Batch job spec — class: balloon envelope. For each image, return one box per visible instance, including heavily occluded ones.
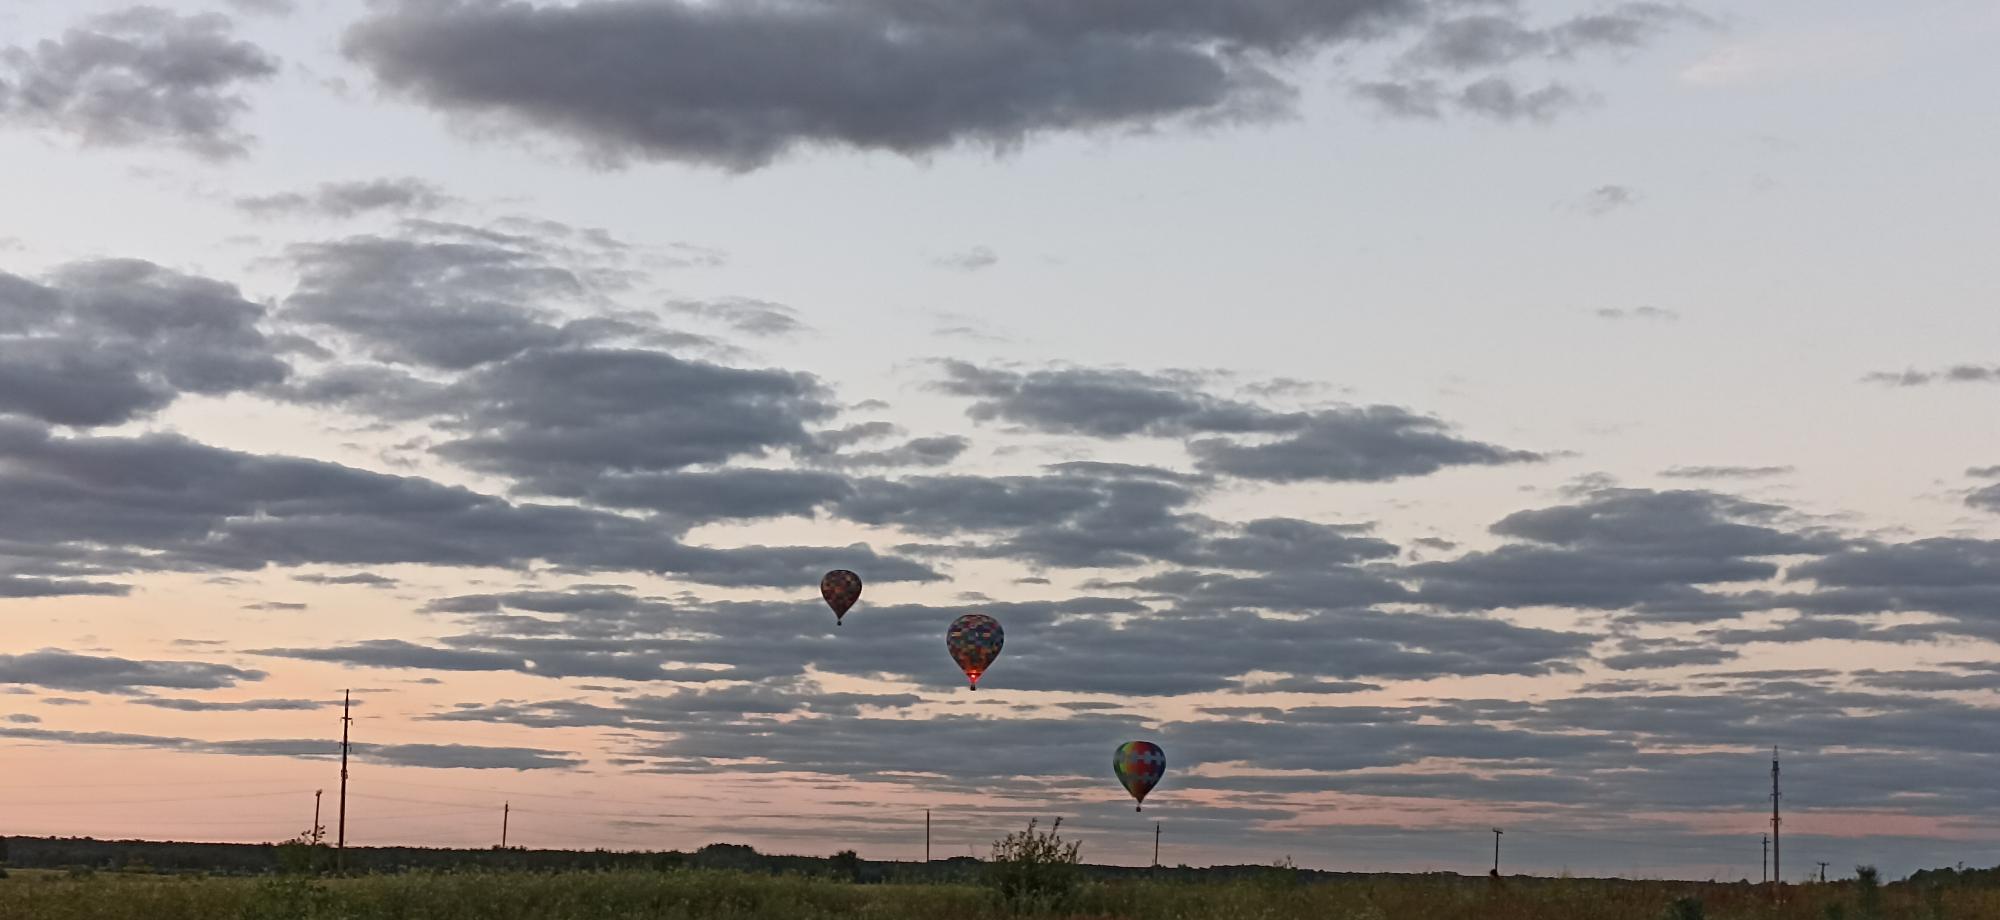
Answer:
[946,614,1003,688]
[1113,741,1166,811]
[820,570,862,625]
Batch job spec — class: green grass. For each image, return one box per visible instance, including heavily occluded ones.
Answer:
[0,868,1985,919]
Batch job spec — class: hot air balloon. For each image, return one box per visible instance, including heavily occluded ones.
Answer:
[1113,741,1165,812]
[945,614,1003,689]
[820,569,862,626]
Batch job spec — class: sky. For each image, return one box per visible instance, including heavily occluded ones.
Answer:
[1,0,1998,882]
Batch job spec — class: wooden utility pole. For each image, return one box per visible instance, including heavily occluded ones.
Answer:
[1761,834,1768,883]
[313,789,323,843]
[1152,823,1160,868]
[1491,828,1503,876]
[924,809,930,863]
[1817,862,1829,883]
[337,690,352,870]
[1770,747,1781,893]
[501,802,510,849]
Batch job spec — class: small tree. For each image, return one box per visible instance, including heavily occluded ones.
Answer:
[274,829,330,876]
[987,818,1082,914]
[829,849,862,882]
[1854,865,1882,920]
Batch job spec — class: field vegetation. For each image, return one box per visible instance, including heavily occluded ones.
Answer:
[3,866,1996,920]
[2,825,1995,919]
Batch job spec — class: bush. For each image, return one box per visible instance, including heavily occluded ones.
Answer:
[986,818,1082,914]
[830,849,861,883]
[1663,895,1705,920]
[1855,865,1882,920]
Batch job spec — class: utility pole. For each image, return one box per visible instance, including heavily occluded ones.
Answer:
[501,802,510,849]
[1761,834,1768,884]
[1153,823,1161,868]
[313,789,324,844]
[337,689,352,871]
[1817,862,1829,883]
[1491,828,1503,876]
[924,809,930,864]
[1770,747,1781,893]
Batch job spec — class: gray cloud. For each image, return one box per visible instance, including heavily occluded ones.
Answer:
[939,362,1538,483]
[1599,637,1739,671]
[236,178,456,218]
[0,649,264,694]
[1187,406,1542,482]
[1596,306,1680,321]
[1972,483,2000,514]
[816,436,972,471]
[0,419,937,590]
[1659,465,1793,480]
[837,463,1212,568]
[1862,365,2000,387]
[938,362,1291,438]
[1354,76,1587,122]
[132,697,340,711]
[225,0,296,16]
[934,246,999,271]
[663,298,805,337]
[340,0,1426,171]
[1408,488,1844,618]
[342,1,1699,170]
[1455,76,1585,121]
[0,725,578,769]
[0,7,278,158]
[278,230,637,370]
[1404,3,1705,71]
[292,571,399,588]
[0,259,289,427]
[430,347,837,485]
[1578,184,1639,215]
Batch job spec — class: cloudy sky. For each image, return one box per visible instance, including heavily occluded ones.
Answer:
[1,0,1997,881]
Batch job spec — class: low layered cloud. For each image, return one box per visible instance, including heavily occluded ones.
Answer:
[237,178,456,218]
[0,725,578,769]
[1408,488,1843,619]
[0,7,278,158]
[1862,364,2000,386]
[939,362,1540,483]
[341,0,1700,170]
[0,650,264,694]
[0,419,936,591]
[0,260,289,427]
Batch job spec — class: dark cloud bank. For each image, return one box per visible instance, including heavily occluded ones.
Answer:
[338,0,1704,170]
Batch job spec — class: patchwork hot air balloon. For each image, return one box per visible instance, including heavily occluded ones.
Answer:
[820,569,862,626]
[1113,741,1166,811]
[945,614,1003,689]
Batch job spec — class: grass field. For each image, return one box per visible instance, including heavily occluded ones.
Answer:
[0,868,1989,920]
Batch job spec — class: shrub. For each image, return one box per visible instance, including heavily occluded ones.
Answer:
[1663,895,1705,920]
[1855,865,1882,920]
[830,849,862,883]
[986,818,1082,914]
